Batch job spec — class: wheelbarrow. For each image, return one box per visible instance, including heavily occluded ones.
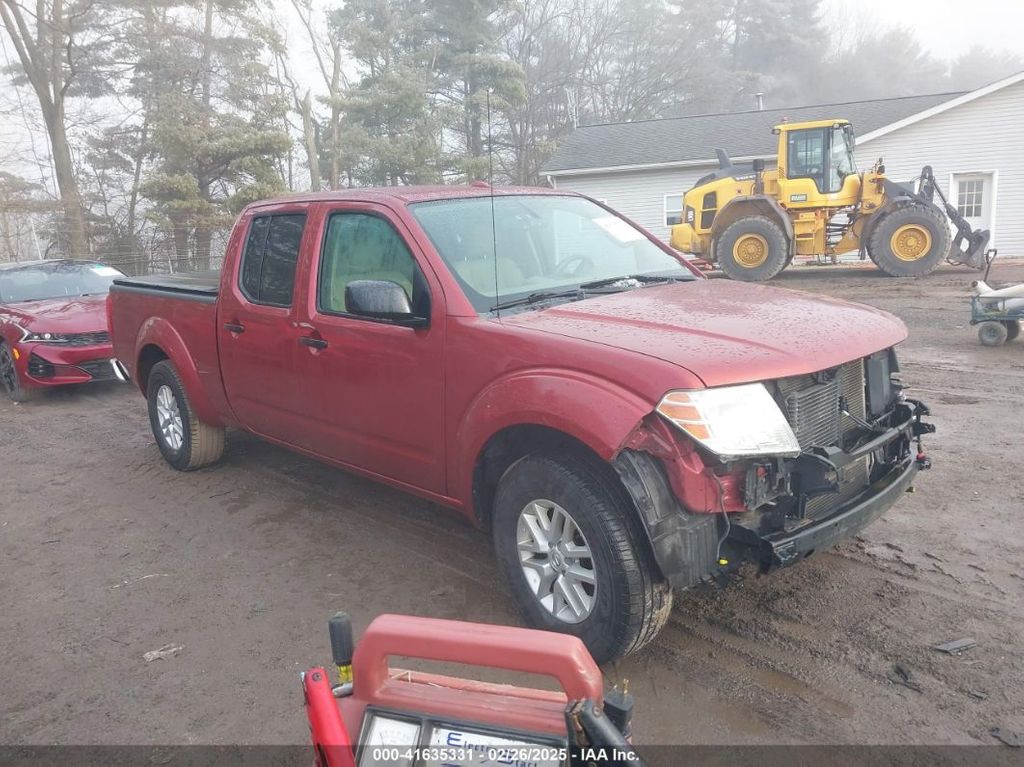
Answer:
[971,250,1024,346]
[302,612,644,767]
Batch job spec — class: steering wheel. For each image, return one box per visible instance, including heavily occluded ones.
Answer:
[553,254,594,279]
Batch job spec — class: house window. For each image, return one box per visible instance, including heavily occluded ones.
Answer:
[665,194,684,226]
[957,178,983,218]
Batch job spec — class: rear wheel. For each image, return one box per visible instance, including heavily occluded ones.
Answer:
[867,205,952,277]
[491,453,672,664]
[978,321,1008,347]
[715,216,789,282]
[147,360,224,470]
[0,341,39,403]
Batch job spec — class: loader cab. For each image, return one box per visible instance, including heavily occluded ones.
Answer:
[777,120,859,204]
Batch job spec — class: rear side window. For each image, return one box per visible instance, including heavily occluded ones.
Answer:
[239,214,306,306]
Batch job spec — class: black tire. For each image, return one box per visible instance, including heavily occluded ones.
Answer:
[715,216,789,282]
[1006,321,1021,342]
[491,453,672,664]
[0,341,40,403]
[147,359,224,470]
[867,204,952,277]
[978,321,1008,347]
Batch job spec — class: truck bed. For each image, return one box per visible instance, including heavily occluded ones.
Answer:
[111,270,220,300]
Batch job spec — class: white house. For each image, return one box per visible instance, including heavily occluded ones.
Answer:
[542,72,1024,256]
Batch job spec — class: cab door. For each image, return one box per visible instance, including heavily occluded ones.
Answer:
[218,207,310,443]
[290,203,446,494]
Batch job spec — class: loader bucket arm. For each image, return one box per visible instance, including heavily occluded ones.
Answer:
[881,167,990,270]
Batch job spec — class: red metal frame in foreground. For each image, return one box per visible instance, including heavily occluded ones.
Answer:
[303,614,605,761]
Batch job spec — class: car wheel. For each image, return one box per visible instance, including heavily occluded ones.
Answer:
[0,341,39,403]
[492,453,672,664]
[147,360,225,471]
[715,216,790,282]
[978,321,1008,347]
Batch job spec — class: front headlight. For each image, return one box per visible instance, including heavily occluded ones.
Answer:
[657,383,800,459]
[20,329,71,343]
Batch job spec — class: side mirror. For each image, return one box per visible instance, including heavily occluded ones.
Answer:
[752,158,765,173]
[345,280,427,326]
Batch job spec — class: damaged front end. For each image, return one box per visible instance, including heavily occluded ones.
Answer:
[614,349,933,590]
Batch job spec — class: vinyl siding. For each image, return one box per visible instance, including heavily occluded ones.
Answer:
[553,79,1023,255]
[551,167,711,243]
[859,79,1024,255]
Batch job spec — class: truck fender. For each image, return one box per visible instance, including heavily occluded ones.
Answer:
[454,370,652,514]
[133,316,225,426]
[712,194,794,245]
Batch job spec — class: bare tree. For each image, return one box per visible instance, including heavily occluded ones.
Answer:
[1,0,91,256]
[290,0,346,189]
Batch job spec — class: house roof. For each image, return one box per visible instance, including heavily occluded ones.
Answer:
[541,92,965,176]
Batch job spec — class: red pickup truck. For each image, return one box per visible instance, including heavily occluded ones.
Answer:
[109,186,933,663]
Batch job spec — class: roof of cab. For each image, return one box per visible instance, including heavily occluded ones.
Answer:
[243,183,574,211]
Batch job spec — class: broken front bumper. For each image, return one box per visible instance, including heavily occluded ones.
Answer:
[759,456,917,569]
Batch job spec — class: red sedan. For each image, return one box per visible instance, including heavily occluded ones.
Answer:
[0,259,126,402]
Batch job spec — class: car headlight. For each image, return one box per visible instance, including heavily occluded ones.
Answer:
[20,328,71,343]
[657,383,800,459]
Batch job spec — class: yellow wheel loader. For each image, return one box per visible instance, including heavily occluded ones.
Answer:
[669,119,991,281]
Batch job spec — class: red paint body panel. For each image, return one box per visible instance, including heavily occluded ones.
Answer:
[334,614,602,738]
[0,295,115,391]
[108,185,908,518]
[504,279,908,388]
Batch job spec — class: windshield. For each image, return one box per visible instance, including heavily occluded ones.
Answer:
[410,195,694,312]
[0,261,124,303]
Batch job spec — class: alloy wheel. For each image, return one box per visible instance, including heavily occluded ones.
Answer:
[516,499,597,623]
[155,384,184,451]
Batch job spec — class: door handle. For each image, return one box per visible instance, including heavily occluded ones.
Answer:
[299,336,328,350]
[223,322,245,334]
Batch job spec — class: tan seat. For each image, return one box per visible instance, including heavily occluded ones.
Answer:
[452,258,524,295]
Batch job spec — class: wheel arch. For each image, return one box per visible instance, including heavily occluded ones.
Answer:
[457,369,657,522]
[472,423,615,532]
[711,195,794,249]
[133,318,225,425]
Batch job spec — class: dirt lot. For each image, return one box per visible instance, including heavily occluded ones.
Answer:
[2,263,1023,747]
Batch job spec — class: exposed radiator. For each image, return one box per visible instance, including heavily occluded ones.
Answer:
[774,359,870,520]
[775,359,865,449]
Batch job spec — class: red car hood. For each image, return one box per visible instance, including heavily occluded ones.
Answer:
[1,294,109,334]
[504,279,907,388]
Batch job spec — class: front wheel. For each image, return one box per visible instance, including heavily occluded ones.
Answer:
[492,453,672,664]
[0,341,39,403]
[978,321,1008,347]
[867,205,952,277]
[147,360,224,470]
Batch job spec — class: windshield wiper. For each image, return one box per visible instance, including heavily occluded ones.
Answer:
[579,274,680,290]
[491,289,583,312]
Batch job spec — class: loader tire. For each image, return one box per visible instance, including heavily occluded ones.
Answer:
[867,204,952,278]
[716,216,789,282]
[147,360,224,471]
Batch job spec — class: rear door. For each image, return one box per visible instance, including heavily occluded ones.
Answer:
[290,202,446,494]
[219,207,310,443]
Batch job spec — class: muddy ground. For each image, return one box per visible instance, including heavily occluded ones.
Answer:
[2,263,1023,747]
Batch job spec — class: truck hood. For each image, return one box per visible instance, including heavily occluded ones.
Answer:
[504,279,907,388]
[1,294,109,334]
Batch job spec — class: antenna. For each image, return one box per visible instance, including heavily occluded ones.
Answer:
[486,89,499,319]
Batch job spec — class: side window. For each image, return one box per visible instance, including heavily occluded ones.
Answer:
[317,212,428,317]
[238,214,306,307]
[787,128,826,190]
